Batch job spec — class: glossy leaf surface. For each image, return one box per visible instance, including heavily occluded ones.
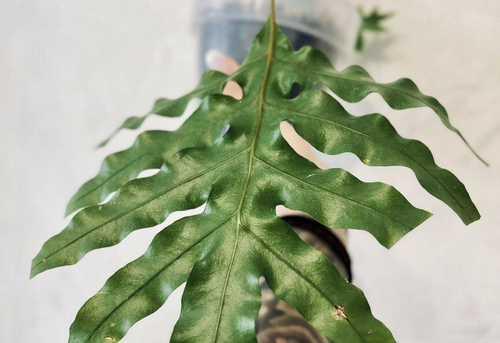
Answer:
[32,6,480,343]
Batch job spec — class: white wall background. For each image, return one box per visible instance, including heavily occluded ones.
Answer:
[1,1,499,342]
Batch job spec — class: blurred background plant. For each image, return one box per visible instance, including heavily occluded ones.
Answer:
[355,6,394,52]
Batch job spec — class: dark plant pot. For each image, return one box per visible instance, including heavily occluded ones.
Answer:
[283,216,352,281]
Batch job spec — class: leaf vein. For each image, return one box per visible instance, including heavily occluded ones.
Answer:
[83,213,236,342]
[255,156,411,230]
[246,228,365,341]
[271,103,467,211]
[35,148,250,268]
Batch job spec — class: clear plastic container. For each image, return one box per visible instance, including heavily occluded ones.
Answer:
[194,0,360,71]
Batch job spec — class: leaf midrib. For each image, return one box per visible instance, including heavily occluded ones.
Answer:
[212,16,278,342]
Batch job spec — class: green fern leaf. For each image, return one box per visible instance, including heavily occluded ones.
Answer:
[32,4,480,342]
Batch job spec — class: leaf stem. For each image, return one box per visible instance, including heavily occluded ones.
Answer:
[271,0,277,24]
